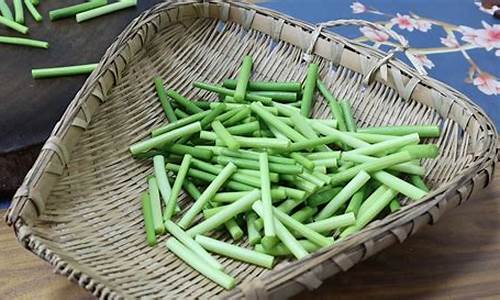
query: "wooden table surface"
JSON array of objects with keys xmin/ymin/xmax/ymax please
[{"xmin": 1, "ymin": 172, "xmax": 498, "ymax": 299}]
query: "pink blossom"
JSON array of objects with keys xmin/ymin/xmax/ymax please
[
  {"xmin": 477, "ymin": 21, "xmax": 500, "ymax": 50},
  {"xmin": 390, "ymin": 13, "xmax": 416, "ymax": 32},
  {"xmin": 359, "ymin": 26, "xmax": 389, "ymax": 42},
  {"xmin": 350, "ymin": 1, "xmax": 366, "ymax": 14},
  {"xmin": 459, "ymin": 25, "xmax": 481, "ymax": 45},
  {"xmin": 414, "ymin": 55, "xmax": 435, "ymax": 70},
  {"xmin": 473, "ymin": 72, "xmax": 500, "ymax": 95},
  {"xmin": 414, "ymin": 19, "xmax": 432, "ymax": 32},
  {"xmin": 440, "ymin": 35, "xmax": 460, "ymax": 48},
  {"xmin": 459, "ymin": 22, "xmax": 500, "ymax": 50}
]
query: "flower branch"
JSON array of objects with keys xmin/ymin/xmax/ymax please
[{"xmin": 348, "ymin": 1, "xmax": 499, "ymax": 95}]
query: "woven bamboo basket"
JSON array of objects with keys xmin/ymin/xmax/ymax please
[{"xmin": 6, "ymin": 1, "xmax": 499, "ymax": 299}]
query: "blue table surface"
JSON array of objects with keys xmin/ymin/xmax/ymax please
[
  {"xmin": 1, "ymin": 0, "xmax": 498, "ymax": 210},
  {"xmin": 261, "ymin": 0, "xmax": 499, "ymax": 125}
]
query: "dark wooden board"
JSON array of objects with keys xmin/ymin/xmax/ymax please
[{"xmin": 0, "ymin": 0, "xmax": 162, "ymax": 194}]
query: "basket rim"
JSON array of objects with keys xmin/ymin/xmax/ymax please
[{"xmin": 5, "ymin": 1, "xmax": 499, "ymax": 299}]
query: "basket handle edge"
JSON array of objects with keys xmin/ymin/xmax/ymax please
[{"xmin": 304, "ymin": 18, "xmax": 428, "ymax": 82}]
